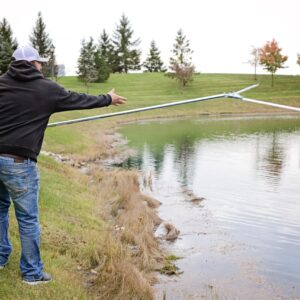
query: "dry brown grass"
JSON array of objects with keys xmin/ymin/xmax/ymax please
[
  {"xmin": 86, "ymin": 167, "xmax": 164, "ymax": 299},
  {"xmin": 90, "ymin": 236, "xmax": 154, "ymax": 300},
  {"xmin": 43, "ymin": 125, "xmax": 165, "ymax": 299},
  {"xmin": 72, "ymin": 130, "xmax": 120, "ymax": 162},
  {"xmin": 163, "ymin": 223, "xmax": 180, "ymax": 241}
]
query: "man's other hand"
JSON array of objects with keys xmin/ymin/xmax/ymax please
[{"xmin": 108, "ymin": 89, "xmax": 127, "ymax": 106}]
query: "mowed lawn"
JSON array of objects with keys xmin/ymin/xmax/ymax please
[
  {"xmin": 51, "ymin": 72, "xmax": 300, "ymax": 123},
  {"xmin": 1, "ymin": 73, "xmax": 300, "ymax": 299},
  {"xmin": 45, "ymin": 72, "xmax": 300, "ymax": 154}
]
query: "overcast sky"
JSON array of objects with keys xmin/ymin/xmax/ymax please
[{"xmin": 1, "ymin": 0, "xmax": 299, "ymax": 75}]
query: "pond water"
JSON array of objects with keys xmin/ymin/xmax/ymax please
[{"xmin": 118, "ymin": 115, "xmax": 300, "ymax": 300}]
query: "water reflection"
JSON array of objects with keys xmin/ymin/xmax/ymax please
[
  {"xmin": 255, "ymin": 133, "xmax": 286, "ymax": 185},
  {"xmin": 119, "ymin": 115, "xmax": 300, "ymax": 299}
]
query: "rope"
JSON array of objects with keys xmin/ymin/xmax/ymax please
[{"xmin": 47, "ymin": 84, "xmax": 300, "ymax": 128}]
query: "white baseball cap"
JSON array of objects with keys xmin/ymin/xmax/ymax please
[{"xmin": 12, "ymin": 46, "xmax": 49, "ymax": 63}]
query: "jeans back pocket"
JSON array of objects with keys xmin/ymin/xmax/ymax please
[{"xmin": 0, "ymin": 168, "xmax": 28, "ymax": 199}]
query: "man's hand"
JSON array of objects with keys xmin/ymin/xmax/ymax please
[{"xmin": 108, "ymin": 89, "xmax": 127, "ymax": 106}]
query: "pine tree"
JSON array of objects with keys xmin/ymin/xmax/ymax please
[
  {"xmin": 99, "ymin": 29, "xmax": 113, "ymax": 69},
  {"xmin": 77, "ymin": 38, "xmax": 98, "ymax": 92},
  {"xmin": 0, "ymin": 36, "xmax": 13, "ymax": 75},
  {"xmin": 169, "ymin": 29, "xmax": 195, "ymax": 86},
  {"xmin": 94, "ymin": 51, "xmax": 110, "ymax": 83},
  {"xmin": 143, "ymin": 40, "xmax": 165, "ymax": 72},
  {"xmin": 130, "ymin": 49, "xmax": 141, "ymax": 71},
  {"xmin": 29, "ymin": 12, "xmax": 56, "ymax": 77},
  {"xmin": 0, "ymin": 18, "xmax": 18, "ymax": 49},
  {"xmin": 94, "ymin": 29, "xmax": 112, "ymax": 82},
  {"xmin": 0, "ymin": 18, "xmax": 18, "ymax": 74},
  {"xmin": 112, "ymin": 14, "xmax": 141, "ymax": 73},
  {"xmin": 47, "ymin": 46, "xmax": 57, "ymax": 80}
]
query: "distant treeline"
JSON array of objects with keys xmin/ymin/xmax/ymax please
[
  {"xmin": 1, "ymin": 12, "xmax": 299, "ymax": 87},
  {"xmin": 0, "ymin": 12, "xmax": 195, "ymax": 87}
]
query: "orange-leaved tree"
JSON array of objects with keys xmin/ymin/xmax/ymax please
[{"xmin": 259, "ymin": 39, "xmax": 288, "ymax": 87}]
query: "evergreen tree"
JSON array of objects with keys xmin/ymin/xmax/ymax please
[
  {"xmin": 77, "ymin": 38, "xmax": 98, "ymax": 92},
  {"xmin": 130, "ymin": 49, "xmax": 141, "ymax": 71},
  {"xmin": 169, "ymin": 29, "xmax": 195, "ymax": 86},
  {"xmin": 44, "ymin": 45, "xmax": 57, "ymax": 80},
  {"xmin": 143, "ymin": 40, "xmax": 166, "ymax": 72},
  {"xmin": 29, "ymin": 12, "xmax": 56, "ymax": 77},
  {"xmin": 94, "ymin": 51, "xmax": 110, "ymax": 83},
  {"xmin": 0, "ymin": 18, "xmax": 18, "ymax": 49},
  {"xmin": 0, "ymin": 36, "xmax": 13, "ymax": 75},
  {"xmin": 94, "ymin": 29, "xmax": 112, "ymax": 82},
  {"xmin": 99, "ymin": 29, "xmax": 113, "ymax": 69},
  {"xmin": 0, "ymin": 18, "xmax": 18, "ymax": 74},
  {"xmin": 112, "ymin": 14, "xmax": 141, "ymax": 73}
]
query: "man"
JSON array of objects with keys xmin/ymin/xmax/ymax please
[{"xmin": 0, "ymin": 46, "xmax": 126, "ymax": 285}]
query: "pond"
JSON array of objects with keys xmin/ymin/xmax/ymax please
[{"xmin": 118, "ymin": 115, "xmax": 300, "ymax": 300}]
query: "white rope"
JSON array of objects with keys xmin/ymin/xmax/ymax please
[
  {"xmin": 241, "ymin": 97, "xmax": 300, "ymax": 112},
  {"xmin": 47, "ymin": 93, "xmax": 226, "ymax": 127},
  {"xmin": 47, "ymin": 83, "xmax": 300, "ymax": 128}
]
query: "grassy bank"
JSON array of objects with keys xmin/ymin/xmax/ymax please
[
  {"xmin": 0, "ymin": 156, "xmax": 98, "ymax": 299},
  {"xmin": 2, "ymin": 73, "xmax": 300, "ymax": 299},
  {"xmin": 46, "ymin": 72, "xmax": 300, "ymax": 155},
  {"xmin": 1, "ymin": 155, "xmax": 161, "ymax": 299}
]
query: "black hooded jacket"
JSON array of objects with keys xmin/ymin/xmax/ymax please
[{"xmin": 0, "ymin": 61, "xmax": 112, "ymax": 161}]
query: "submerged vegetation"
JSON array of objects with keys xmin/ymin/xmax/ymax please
[{"xmin": 159, "ymin": 255, "xmax": 183, "ymax": 276}]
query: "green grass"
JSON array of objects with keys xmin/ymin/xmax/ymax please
[
  {"xmin": 2, "ymin": 73, "xmax": 300, "ymax": 299},
  {"xmin": 46, "ymin": 73, "xmax": 300, "ymax": 154},
  {"xmin": 0, "ymin": 155, "xmax": 106, "ymax": 299}
]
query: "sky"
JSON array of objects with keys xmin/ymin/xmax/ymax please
[{"xmin": 1, "ymin": 0, "xmax": 299, "ymax": 75}]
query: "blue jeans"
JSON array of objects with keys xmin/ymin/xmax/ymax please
[{"xmin": 0, "ymin": 155, "xmax": 43, "ymax": 280}]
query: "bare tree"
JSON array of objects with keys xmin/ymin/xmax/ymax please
[{"xmin": 248, "ymin": 46, "xmax": 260, "ymax": 80}]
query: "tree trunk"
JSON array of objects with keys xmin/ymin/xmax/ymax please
[{"xmin": 85, "ymin": 81, "xmax": 89, "ymax": 93}]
